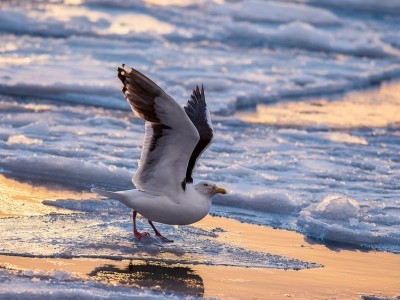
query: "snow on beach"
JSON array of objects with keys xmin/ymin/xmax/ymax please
[{"xmin": 0, "ymin": 0, "xmax": 400, "ymax": 280}]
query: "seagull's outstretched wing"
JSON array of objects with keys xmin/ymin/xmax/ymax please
[
  {"xmin": 117, "ymin": 65, "xmax": 200, "ymax": 196},
  {"xmin": 184, "ymin": 85, "xmax": 214, "ymax": 183}
]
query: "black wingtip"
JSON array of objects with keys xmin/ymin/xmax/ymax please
[
  {"xmin": 191, "ymin": 84, "xmax": 205, "ymax": 102},
  {"xmin": 117, "ymin": 68, "xmax": 126, "ymax": 83},
  {"xmin": 117, "ymin": 64, "xmax": 130, "ymax": 78},
  {"xmin": 193, "ymin": 86, "xmax": 198, "ymax": 99},
  {"xmin": 181, "ymin": 180, "xmax": 187, "ymax": 191},
  {"xmin": 184, "ymin": 83, "xmax": 212, "ymax": 183}
]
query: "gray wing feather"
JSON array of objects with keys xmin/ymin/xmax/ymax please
[{"xmin": 118, "ymin": 65, "xmax": 200, "ymax": 196}]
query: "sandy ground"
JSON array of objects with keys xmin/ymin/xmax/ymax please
[
  {"xmin": 0, "ymin": 175, "xmax": 399, "ymax": 299},
  {"xmin": 236, "ymin": 81, "xmax": 400, "ymax": 129}
]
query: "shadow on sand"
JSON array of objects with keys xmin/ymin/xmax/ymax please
[{"xmin": 88, "ymin": 262, "xmax": 204, "ymax": 297}]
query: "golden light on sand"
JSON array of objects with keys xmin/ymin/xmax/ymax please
[
  {"xmin": 1, "ymin": 213, "xmax": 399, "ymax": 299},
  {"xmin": 237, "ymin": 82, "xmax": 400, "ymax": 129},
  {"xmin": 194, "ymin": 216, "xmax": 400, "ymax": 299},
  {"xmin": 0, "ymin": 178, "xmax": 399, "ymax": 299},
  {"xmin": 0, "ymin": 174, "xmax": 90, "ymax": 217}
]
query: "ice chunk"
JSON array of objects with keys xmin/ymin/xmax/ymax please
[{"xmin": 314, "ymin": 195, "xmax": 360, "ymax": 221}]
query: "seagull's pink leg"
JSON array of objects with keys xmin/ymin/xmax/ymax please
[
  {"xmin": 132, "ymin": 211, "xmax": 149, "ymax": 240},
  {"xmin": 148, "ymin": 220, "xmax": 174, "ymax": 243}
]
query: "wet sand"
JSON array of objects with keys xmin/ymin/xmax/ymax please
[
  {"xmin": 0, "ymin": 175, "xmax": 399, "ymax": 299},
  {"xmin": 0, "ymin": 174, "xmax": 90, "ymax": 217},
  {"xmin": 236, "ymin": 81, "xmax": 400, "ymax": 129}
]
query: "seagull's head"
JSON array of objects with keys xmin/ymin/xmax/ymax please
[{"xmin": 194, "ymin": 181, "xmax": 227, "ymax": 198}]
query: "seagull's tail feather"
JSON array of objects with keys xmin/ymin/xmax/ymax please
[
  {"xmin": 91, "ymin": 188, "xmax": 137, "ymax": 210},
  {"xmin": 91, "ymin": 188, "xmax": 118, "ymax": 199}
]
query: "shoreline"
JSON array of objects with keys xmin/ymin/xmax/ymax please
[
  {"xmin": 1, "ymin": 215, "xmax": 399, "ymax": 299},
  {"xmin": 1, "ymin": 175, "xmax": 399, "ymax": 300}
]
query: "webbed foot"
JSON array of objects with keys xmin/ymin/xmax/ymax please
[
  {"xmin": 134, "ymin": 230, "xmax": 150, "ymax": 240},
  {"xmin": 156, "ymin": 235, "xmax": 174, "ymax": 243}
]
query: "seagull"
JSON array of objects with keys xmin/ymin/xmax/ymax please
[{"xmin": 92, "ymin": 65, "xmax": 227, "ymax": 243}]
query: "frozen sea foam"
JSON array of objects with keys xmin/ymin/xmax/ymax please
[
  {"xmin": 298, "ymin": 195, "xmax": 400, "ymax": 252},
  {"xmin": 312, "ymin": 195, "xmax": 360, "ymax": 221},
  {"xmin": 0, "ymin": 0, "xmax": 400, "ymax": 113}
]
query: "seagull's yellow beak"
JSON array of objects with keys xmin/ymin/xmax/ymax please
[{"xmin": 214, "ymin": 187, "xmax": 227, "ymax": 194}]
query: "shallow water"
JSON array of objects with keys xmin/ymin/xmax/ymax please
[
  {"xmin": 1, "ymin": 83, "xmax": 399, "ymax": 253},
  {"xmin": 1, "ymin": 0, "xmax": 400, "ymax": 298},
  {"xmin": 1, "ymin": 0, "xmax": 400, "ymax": 114}
]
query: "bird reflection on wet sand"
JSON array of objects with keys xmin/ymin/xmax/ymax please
[{"xmin": 88, "ymin": 262, "xmax": 204, "ymax": 297}]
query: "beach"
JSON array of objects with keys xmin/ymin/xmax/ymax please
[
  {"xmin": 1, "ymin": 173, "xmax": 399, "ymax": 299},
  {"xmin": 1, "ymin": 0, "xmax": 400, "ymax": 298}
]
